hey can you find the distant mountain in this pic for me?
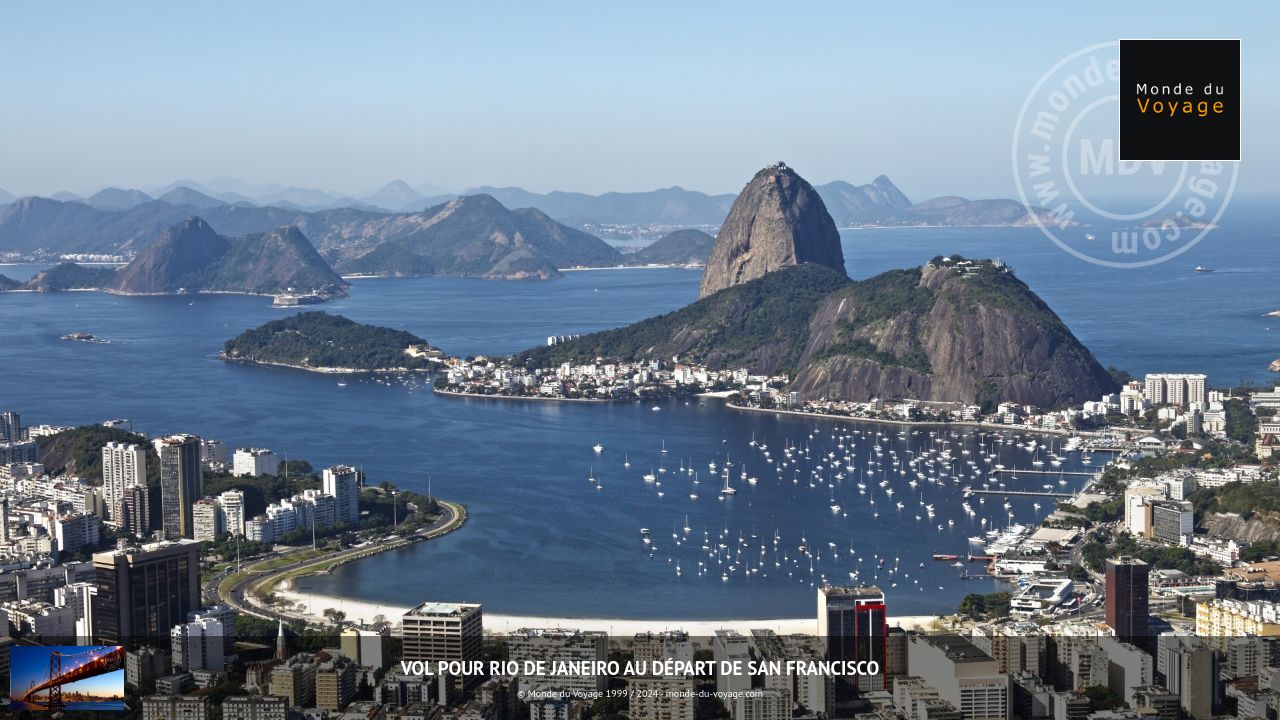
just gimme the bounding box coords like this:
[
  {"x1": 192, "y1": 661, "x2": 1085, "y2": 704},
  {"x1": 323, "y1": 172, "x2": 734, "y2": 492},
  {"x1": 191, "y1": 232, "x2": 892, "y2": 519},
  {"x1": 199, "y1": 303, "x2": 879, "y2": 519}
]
[
  {"x1": 335, "y1": 241, "x2": 435, "y2": 277},
  {"x1": 24, "y1": 262, "x2": 118, "y2": 291},
  {"x1": 84, "y1": 187, "x2": 154, "y2": 211},
  {"x1": 700, "y1": 163, "x2": 845, "y2": 298},
  {"x1": 456, "y1": 186, "x2": 736, "y2": 226},
  {"x1": 625, "y1": 229, "x2": 716, "y2": 266},
  {"x1": 112, "y1": 217, "x2": 347, "y2": 295},
  {"x1": 361, "y1": 180, "x2": 427, "y2": 212},
  {"x1": 321, "y1": 195, "x2": 622, "y2": 279},
  {"x1": 0, "y1": 273, "x2": 22, "y2": 291},
  {"x1": 813, "y1": 176, "x2": 912, "y2": 223},
  {"x1": 50, "y1": 191, "x2": 82, "y2": 202},
  {"x1": 158, "y1": 187, "x2": 228, "y2": 209},
  {"x1": 255, "y1": 186, "x2": 342, "y2": 209},
  {"x1": 813, "y1": 176, "x2": 1060, "y2": 227}
]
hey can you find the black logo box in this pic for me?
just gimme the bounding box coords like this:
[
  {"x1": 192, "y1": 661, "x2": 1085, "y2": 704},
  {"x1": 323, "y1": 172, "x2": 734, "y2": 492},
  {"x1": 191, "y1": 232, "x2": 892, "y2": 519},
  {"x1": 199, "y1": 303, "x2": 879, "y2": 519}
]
[{"x1": 1119, "y1": 39, "x2": 1240, "y2": 161}]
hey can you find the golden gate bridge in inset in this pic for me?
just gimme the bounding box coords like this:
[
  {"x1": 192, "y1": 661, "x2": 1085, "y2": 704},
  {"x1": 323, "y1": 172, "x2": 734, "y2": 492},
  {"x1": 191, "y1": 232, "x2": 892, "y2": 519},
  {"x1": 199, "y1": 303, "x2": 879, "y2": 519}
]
[{"x1": 16, "y1": 646, "x2": 124, "y2": 708}]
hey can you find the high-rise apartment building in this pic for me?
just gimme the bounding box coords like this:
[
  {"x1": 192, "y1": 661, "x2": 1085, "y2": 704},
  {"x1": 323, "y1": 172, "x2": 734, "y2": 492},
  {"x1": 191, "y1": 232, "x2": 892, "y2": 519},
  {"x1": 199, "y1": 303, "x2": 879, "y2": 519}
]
[
  {"x1": 102, "y1": 441, "x2": 146, "y2": 525},
  {"x1": 322, "y1": 465, "x2": 360, "y2": 525},
  {"x1": 1106, "y1": 557, "x2": 1150, "y2": 642},
  {"x1": 156, "y1": 435, "x2": 202, "y2": 539}
]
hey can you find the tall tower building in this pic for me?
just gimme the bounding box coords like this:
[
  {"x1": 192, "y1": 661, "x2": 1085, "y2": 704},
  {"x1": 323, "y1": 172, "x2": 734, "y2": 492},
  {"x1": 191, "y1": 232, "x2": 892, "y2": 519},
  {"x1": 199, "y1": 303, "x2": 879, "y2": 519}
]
[
  {"x1": 218, "y1": 489, "x2": 246, "y2": 537},
  {"x1": 1106, "y1": 557, "x2": 1150, "y2": 643},
  {"x1": 120, "y1": 485, "x2": 152, "y2": 537},
  {"x1": 156, "y1": 434, "x2": 202, "y2": 539},
  {"x1": 323, "y1": 465, "x2": 360, "y2": 526},
  {"x1": 91, "y1": 540, "x2": 202, "y2": 644},
  {"x1": 0, "y1": 410, "x2": 20, "y2": 442},
  {"x1": 818, "y1": 584, "x2": 886, "y2": 693},
  {"x1": 102, "y1": 441, "x2": 146, "y2": 525}
]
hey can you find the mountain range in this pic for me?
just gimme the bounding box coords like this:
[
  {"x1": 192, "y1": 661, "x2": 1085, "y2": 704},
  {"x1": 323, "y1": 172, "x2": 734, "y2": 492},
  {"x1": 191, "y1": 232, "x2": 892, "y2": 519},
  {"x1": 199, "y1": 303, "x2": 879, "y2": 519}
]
[
  {"x1": 7, "y1": 217, "x2": 347, "y2": 296},
  {"x1": 0, "y1": 190, "x2": 623, "y2": 277},
  {"x1": 515, "y1": 163, "x2": 1116, "y2": 409},
  {"x1": 0, "y1": 173, "x2": 1058, "y2": 250}
]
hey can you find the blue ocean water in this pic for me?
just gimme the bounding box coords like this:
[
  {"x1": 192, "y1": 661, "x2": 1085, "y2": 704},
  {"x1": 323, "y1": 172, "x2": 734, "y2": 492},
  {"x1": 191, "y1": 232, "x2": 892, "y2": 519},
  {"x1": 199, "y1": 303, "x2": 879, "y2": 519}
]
[{"x1": 0, "y1": 203, "x2": 1275, "y2": 619}]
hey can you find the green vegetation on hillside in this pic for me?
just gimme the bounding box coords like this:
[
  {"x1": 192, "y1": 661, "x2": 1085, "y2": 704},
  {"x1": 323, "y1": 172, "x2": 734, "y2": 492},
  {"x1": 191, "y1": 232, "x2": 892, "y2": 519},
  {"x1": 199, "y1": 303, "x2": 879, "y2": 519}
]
[
  {"x1": 513, "y1": 263, "x2": 851, "y2": 373},
  {"x1": 223, "y1": 311, "x2": 438, "y2": 371},
  {"x1": 1191, "y1": 481, "x2": 1280, "y2": 521},
  {"x1": 35, "y1": 425, "x2": 159, "y2": 483},
  {"x1": 812, "y1": 268, "x2": 934, "y2": 374},
  {"x1": 24, "y1": 262, "x2": 118, "y2": 291}
]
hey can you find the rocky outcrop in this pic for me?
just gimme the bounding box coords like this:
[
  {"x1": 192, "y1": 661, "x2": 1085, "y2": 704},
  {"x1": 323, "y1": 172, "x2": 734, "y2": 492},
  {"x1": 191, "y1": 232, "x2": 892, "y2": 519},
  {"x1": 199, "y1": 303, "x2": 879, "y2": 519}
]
[
  {"x1": 698, "y1": 163, "x2": 845, "y2": 298},
  {"x1": 789, "y1": 259, "x2": 1117, "y2": 408},
  {"x1": 112, "y1": 218, "x2": 346, "y2": 295},
  {"x1": 1202, "y1": 512, "x2": 1280, "y2": 544},
  {"x1": 113, "y1": 218, "x2": 229, "y2": 292}
]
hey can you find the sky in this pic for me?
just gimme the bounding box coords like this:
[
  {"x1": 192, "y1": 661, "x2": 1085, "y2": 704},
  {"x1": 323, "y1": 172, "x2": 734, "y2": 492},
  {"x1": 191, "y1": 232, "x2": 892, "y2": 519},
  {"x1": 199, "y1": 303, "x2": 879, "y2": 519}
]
[{"x1": 1, "y1": 1, "x2": 1276, "y2": 200}]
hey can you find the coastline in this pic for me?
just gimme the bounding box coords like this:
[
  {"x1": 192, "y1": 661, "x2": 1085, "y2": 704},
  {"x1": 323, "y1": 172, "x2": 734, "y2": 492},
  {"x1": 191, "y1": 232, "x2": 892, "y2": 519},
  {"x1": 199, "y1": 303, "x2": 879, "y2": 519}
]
[
  {"x1": 220, "y1": 353, "x2": 436, "y2": 375},
  {"x1": 725, "y1": 401, "x2": 1092, "y2": 438},
  {"x1": 432, "y1": 386, "x2": 616, "y2": 403},
  {"x1": 560, "y1": 264, "x2": 703, "y2": 272},
  {"x1": 274, "y1": 588, "x2": 941, "y2": 635}
]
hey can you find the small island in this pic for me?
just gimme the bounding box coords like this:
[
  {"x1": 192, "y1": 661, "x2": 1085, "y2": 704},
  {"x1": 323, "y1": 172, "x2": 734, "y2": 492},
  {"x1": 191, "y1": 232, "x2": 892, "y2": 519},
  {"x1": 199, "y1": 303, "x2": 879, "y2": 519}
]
[
  {"x1": 60, "y1": 331, "x2": 109, "y2": 344},
  {"x1": 222, "y1": 311, "x2": 442, "y2": 373}
]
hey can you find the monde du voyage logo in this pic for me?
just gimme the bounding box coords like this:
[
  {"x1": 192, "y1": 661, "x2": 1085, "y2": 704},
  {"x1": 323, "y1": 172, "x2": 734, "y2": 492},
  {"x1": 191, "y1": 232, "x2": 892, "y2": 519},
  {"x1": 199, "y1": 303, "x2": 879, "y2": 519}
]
[{"x1": 1013, "y1": 40, "x2": 1241, "y2": 268}]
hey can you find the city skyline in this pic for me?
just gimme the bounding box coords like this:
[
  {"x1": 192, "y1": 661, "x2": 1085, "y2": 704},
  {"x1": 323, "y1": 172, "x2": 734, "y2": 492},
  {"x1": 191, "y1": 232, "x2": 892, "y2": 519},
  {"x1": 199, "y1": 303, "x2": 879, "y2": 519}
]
[{"x1": 1, "y1": 1, "x2": 1277, "y2": 199}]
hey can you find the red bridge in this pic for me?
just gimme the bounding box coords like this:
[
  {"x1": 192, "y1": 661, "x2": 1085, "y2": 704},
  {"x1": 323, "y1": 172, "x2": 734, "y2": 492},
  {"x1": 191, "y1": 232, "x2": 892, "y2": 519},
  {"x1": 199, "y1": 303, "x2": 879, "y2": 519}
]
[{"x1": 17, "y1": 646, "x2": 124, "y2": 707}]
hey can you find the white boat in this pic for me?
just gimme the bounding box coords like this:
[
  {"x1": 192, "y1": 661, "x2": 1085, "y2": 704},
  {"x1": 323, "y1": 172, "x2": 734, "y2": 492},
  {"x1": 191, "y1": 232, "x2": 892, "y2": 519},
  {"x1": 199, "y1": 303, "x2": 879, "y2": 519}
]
[{"x1": 593, "y1": 443, "x2": 603, "y2": 454}]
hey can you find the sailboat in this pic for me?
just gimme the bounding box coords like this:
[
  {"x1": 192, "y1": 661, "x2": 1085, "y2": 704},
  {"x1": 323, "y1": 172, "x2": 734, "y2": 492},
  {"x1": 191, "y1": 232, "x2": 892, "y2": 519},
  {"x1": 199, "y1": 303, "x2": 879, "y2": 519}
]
[
  {"x1": 720, "y1": 469, "x2": 737, "y2": 496},
  {"x1": 624, "y1": 454, "x2": 630, "y2": 469}
]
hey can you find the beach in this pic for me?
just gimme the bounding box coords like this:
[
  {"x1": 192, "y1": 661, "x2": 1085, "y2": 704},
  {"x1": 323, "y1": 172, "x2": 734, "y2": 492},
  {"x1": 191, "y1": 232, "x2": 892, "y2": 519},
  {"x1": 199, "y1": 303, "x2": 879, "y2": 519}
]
[{"x1": 277, "y1": 587, "x2": 942, "y2": 635}]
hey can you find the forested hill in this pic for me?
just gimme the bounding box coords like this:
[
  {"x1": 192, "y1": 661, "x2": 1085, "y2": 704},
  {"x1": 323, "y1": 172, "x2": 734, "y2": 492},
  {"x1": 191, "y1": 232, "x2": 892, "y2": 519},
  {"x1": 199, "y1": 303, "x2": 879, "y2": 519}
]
[{"x1": 222, "y1": 311, "x2": 439, "y2": 371}]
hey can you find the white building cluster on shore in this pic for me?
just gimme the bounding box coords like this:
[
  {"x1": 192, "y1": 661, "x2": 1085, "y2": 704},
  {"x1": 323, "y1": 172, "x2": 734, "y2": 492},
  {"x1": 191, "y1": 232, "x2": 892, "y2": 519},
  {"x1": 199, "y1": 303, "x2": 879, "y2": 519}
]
[{"x1": 438, "y1": 355, "x2": 775, "y2": 401}]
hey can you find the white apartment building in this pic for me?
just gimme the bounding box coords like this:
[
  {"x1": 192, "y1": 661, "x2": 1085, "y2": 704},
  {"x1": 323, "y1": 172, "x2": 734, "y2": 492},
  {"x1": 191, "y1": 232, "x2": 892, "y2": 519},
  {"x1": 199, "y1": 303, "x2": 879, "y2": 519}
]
[
  {"x1": 102, "y1": 441, "x2": 146, "y2": 525},
  {"x1": 218, "y1": 489, "x2": 245, "y2": 537},
  {"x1": 1143, "y1": 373, "x2": 1207, "y2": 408},
  {"x1": 232, "y1": 448, "x2": 277, "y2": 477},
  {"x1": 172, "y1": 617, "x2": 226, "y2": 672},
  {"x1": 192, "y1": 498, "x2": 223, "y2": 542},
  {"x1": 322, "y1": 465, "x2": 360, "y2": 525}
]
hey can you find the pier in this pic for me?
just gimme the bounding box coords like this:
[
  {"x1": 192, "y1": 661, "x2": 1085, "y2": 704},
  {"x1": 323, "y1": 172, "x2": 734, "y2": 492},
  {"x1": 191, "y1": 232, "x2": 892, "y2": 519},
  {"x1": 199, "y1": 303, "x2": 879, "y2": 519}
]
[
  {"x1": 993, "y1": 468, "x2": 1098, "y2": 477},
  {"x1": 966, "y1": 489, "x2": 1075, "y2": 499}
]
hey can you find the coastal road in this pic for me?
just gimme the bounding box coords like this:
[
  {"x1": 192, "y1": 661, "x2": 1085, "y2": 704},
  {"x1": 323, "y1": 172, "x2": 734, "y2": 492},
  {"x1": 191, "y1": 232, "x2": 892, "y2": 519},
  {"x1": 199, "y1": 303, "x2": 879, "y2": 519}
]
[{"x1": 213, "y1": 499, "x2": 467, "y2": 623}]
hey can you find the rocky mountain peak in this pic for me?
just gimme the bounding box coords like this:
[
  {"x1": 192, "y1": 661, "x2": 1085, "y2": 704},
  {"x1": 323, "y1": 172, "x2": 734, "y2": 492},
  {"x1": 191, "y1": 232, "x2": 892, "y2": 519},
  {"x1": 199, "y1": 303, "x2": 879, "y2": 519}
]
[{"x1": 698, "y1": 163, "x2": 845, "y2": 298}]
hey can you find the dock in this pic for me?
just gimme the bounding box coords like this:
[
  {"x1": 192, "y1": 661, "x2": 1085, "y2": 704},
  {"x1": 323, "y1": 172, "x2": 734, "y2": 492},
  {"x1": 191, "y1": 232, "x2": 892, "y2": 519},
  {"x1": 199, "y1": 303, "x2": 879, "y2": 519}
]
[
  {"x1": 966, "y1": 489, "x2": 1075, "y2": 499},
  {"x1": 993, "y1": 468, "x2": 1097, "y2": 477}
]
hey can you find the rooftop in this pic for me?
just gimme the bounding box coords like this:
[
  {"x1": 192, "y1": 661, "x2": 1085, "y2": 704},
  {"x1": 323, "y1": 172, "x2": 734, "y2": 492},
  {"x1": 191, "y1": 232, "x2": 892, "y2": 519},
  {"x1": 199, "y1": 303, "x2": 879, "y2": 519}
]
[
  {"x1": 915, "y1": 634, "x2": 995, "y2": 664},
  {"x1": 405, "y1": 601, "x2": 481, "y2": 618}
]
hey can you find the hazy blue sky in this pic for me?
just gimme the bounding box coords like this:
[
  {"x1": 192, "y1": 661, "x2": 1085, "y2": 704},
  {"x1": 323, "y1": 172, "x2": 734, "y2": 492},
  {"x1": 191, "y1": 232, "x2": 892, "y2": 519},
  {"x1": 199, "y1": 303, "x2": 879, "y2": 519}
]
[{"x1": 1, "y1": 2, "x2": 1275, "y2": 199}]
